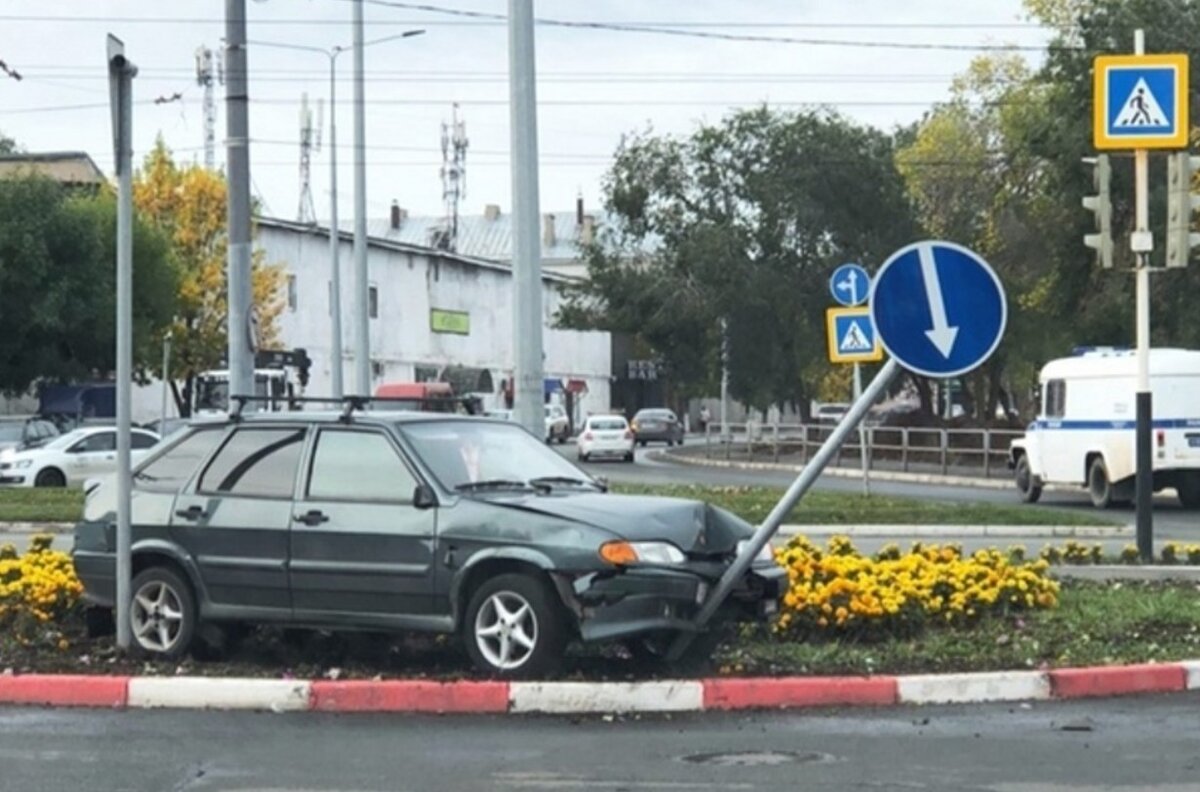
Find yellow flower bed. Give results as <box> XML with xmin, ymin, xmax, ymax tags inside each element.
<box><xmin>773</xmin><ymin>536</ymin><xmax>1059</xmax><ymax>640</ymax></box>
<box><xmin>0</xmin><ymin>535</ymin><xmax>84</xmax><ymax>637</ymax></box>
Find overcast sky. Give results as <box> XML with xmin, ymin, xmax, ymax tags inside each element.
<box><xmin>0</xmin><ymin>1</ymin><xmax>1055</xmax><ymax>222</ymax></box>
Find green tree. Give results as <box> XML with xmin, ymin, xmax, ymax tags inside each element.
<box><xmin>559</xmin><ymin>108</ymin><xmax>916</xmax><ymax>416</ymax></box>
<box><xmin>0</xmin><ymin>175</ymin><xmax>177</xmax><ymax>394</ymax></box>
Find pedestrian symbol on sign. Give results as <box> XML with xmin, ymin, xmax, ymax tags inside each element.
<box><xmin>1115</xmin><ymin>79</ymin><xmax>1167</xmax><ymax>127</ymax></box>
<box><xmin>840</xmin><ymin>320</ymin><xmax>872</xmax><ymax>352</ymax></box>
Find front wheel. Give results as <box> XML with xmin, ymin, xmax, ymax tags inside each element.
<box><xmin>1177</xmin><ymin>472</ymin><xmax>1200</xmax><ymax>509</ymax></box>
<box><xmin>1088</xmin><ymin>456</ymin><xmax>1114</xmax><ymax>509</ymax></box>
<box><xmin>34</xmin><ymin>468</ymin><xmax>65</xmax><ymax>488</ymax></box>
<box><xmin>1015</xmin><ymin>454</ymin><xmax>1042</xmax><ymax>504</ymax></box>
<box><xmin>129</xmin><ymin>566</ymin><xmax>197</xmax><ymax>659</ymax></box>
<box><xmin>463</xmin><ymin>573</ymin><xmax>567</xmax><ymax>677</ymax></box>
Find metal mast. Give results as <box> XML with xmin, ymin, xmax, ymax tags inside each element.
<box><xmin>298</xmin><ymin>92</ymin><xmax>322</xmax><ymax>224</ymax></box>
<box><xmin>440</xmin><ymin>102</ymin><xmax>468</xmax><ymax>250</ymax></box>
<box><xmin>194</xmin><ymin>45</ymin><xmax>221</xmax><ymax>170</ymax></box>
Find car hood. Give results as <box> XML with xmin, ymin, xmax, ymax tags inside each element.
<box><xmin>483</xmin><ymin>492</ymin><xmax>754</xmax><ymax>554</ymax></box>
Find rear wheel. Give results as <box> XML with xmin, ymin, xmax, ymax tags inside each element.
<box><xmin>1015</xmin><ymin>454</ymin><xmax>1042</xmax><ymax>504</ymax></box>
<box><xmin>463</xmin><ymin>573</ymin><xmax>567</xmax><ymax>677</ymax></box>
<box><xmin>1088</xmin><ymin>456</ymin><xmax>1114</xmax><ymax>509</ymax></box>
<box><xmin>1178</xmin><ymin>472</ymin><xmax>1200</xmax><ymax>509</ymax></box>
<box><xmin>624</xmin><ymin>451</ymin><xmax>634</xmax><ymax>462</ymax></box>
<box><xmin>34</xmin><ymin>468</ymin><xmax>65</xmax><ymax>488</ymax></box>
<box><xmin>129</xmin><ymin>566</ymin><xmax>197</xmax><ymax>659</ymax></box>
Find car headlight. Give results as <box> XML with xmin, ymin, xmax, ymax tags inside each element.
<box><xmin>599</xmin><ymin>540</ymin><xmax>686</xmax><ymax>565</ymax></box>
<box><xmin>736</xmin><ymin>538</ymin><xmax>775</xmax><ymax>563</ymax></box>
<box><xmin>14</xmin><ymin>459</ymin><xmax>32</xmax><ymax>469</ymax></box>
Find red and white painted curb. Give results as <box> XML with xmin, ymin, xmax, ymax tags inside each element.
<box><xmin>1</xmin><ymin>661</ymin><xmax>1198</xmax><ymax>714</ymax></box>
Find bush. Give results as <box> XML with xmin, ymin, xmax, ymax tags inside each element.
<box><xmin>0</xmin><ymin>535</ymin><xmax>84</xmax><ymax>645</ymax></box>
<box><xmin>773</xmin><ymin>535</ymin><xmax>1059</xmax><ymax>642</ymax></box>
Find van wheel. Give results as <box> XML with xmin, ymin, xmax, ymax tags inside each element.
<box><xmin>1088</xmin><ymin>456</ymin><xmax>1114</xmax><ymax>509</ymax></box>
<box><xmin>1015</xmin><ymin>455</ymin><xmax>1042</xmax><ymax>504</ymax></box>
<box><xmin>1178</xmin><ymin>473</ymin><xmax>1200</xmax><ymax>509</ymax></box>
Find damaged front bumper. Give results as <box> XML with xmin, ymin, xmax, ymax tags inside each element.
<box><xmin>555</xmin><ymin>561</ymin><xmax>786</xmax><ymax>643</ymax></box>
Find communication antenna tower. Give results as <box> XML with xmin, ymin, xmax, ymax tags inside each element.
<box><xmin>194</xmin><ymin>46</ymin><xmax>223</xmax><ymax>170</ymax></box>
<box><xmin>440</xmin><ymin>103</ymin><xmax>469</xmax><ymax>250</ymax></box>
<box><xmin>298</xmin><ymin>92</ymin><xmax>323</xmax><ymax>224</ymax></box>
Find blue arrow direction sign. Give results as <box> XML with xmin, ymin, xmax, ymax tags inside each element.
<box><xmin>869</xmin><ymin>241</ymin><xmax>1007</xmax><ymax>379</ymax></box>
<box><xmin>830</xmin><ymin>262</ymin><xmax>870</xmax><ymax>307</ymax></box>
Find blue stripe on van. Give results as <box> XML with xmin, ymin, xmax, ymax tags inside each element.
<box><xmin>1034</xmin><ymin>419</ymin><xmax>1200</xmax><ymax>430</ymax></box>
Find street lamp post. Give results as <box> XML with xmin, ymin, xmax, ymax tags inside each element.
<box><xmin>247</xmin><ymin>28</ymin><xmax>423</xmax><ymax>400</ymax></box>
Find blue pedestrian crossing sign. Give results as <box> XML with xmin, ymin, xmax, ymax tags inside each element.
<box><xmin>869</xmin><ymin>241</ymin><xmax>1006</xmax><ymax>379</ymax></box>
<box><xmin>826</xmin><ymin>307</ymin><xmax>882</xmax><ymax>364</ymax></box>
<box><xmin>829</xmin><ymin>262</ymin><xmax>870</xmax><ymax>307</ymax></box>
<box><xmin>1094</xmin><ymin>53</ymin><xmax>1189</xmax><ymax>150</ymax></box>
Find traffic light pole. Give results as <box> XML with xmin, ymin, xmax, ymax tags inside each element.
<box><xmin>1132</xmin><ymin>30</ymin><xmax>1154</xmax><ymax>563</ymax></box>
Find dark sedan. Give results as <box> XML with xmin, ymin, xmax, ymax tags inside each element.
<box><xmin>631</xmin><ymin>408</ymin><xmax>685</xmax><ymax>446</ymax></box>
<box><xmin>72</xmin><ymin>410</ymin><xmax>783</xmax><ymax>676</ymax></box>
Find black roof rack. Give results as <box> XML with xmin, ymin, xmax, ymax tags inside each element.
<box><xmin>228</xmin><ymin>393</ymin><xmax>484</xmax><ymax>421</ymax></box>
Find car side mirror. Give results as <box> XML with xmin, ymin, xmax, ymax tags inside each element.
<box><xmin>413</xmin><ymin>483</ymin><xmax>438</xmax><ymax>509</ymax></box>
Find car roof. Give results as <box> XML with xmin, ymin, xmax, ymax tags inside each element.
<box><xmin>199</xmin><ymin>410</ymin><xmax>503</xmax><ymax>428</ymax></box>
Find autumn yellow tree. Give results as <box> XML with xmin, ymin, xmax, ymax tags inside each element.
<box><xmin>134</xmin><ymin>139</ymin><xmax>285</xmax><ymax>415</ymax></box>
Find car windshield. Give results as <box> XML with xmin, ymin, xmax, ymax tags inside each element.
<box><xmin>398</xmin><ymin>419</ymin><xmax>584</xmax><ymax>491</ymax></box>
<box><xmin>636</xmin><ymin>410</ymin><xmax>673</xmax><ymax>420</ymax></box>
<box><xmin>41</xmin><ymin>429</ymin><xmax>89</xmax><ymax>451</ymax></box>
<box><xmin>0</xmin><ymin>424</ymin><xmax>24</xmax><ymax>442</ymax></box>
<box><xmin>589</xmin><ymin>419</ymin><xmax>627</xmax><ymax>431</ymax></box>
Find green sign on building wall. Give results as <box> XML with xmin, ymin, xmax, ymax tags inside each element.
<box><xmin>430</xmin><ymin>308</ymin><xmax>470</xmax><ymax>335</ymax></box>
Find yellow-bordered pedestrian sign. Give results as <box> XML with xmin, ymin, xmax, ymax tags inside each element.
<box><xmin>826</xmin><ymin>306</ymin><xmax>882</xmax><ymax>364</ymax></box>
<box><xmin>1093</xmin><ymin>53</ymin><xmax>1189</xmax><ymax>150</ymax></box>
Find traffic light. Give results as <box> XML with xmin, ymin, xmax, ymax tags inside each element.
<box><xmin>1082</xmin><ymin>154</ymin><xmax>1114</xmax><ymax>269</ymax></box>
<box><xmin>1165</xmin><ymin>151</ymin><xmax>1200</xmax><ymax>268</ymax></box>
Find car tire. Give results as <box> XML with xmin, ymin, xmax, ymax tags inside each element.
<box><xmin>1015</xmin><ymin>454</ymin><xmax>1042</xmax><ymax>504</ymax></box>
<box><xmin>625</xmin><ymin>628</ymin><xmax>726</xmax><ymax>674</ymax></box>
<box><xmin>1178</xmin><ymin>472</ymin><xmax>1200</xmax><ymax>509</ymax></box>
<box><xmin>463</xmin><ymin>573</ymin><xmax>566</xmax><ymax>677</ymax></box>
<box><xmin>579</xmin><ymin>452</ymin><xmax>590</xmax><ymax>462</ymax></box>
<box><xmin>638</xmin><ymin>440</ymin><xmax>647</xmax><ymax>448</ymax></box>
<box><xmin>624</xmin><ymin>452</ymin><xmax>634</xmax><ymax>462</ymax></box>
<box><xmin>1088</xmin><ymin>456</ymin><xmax>1114</xmax><ymax>509</ymax></box>
<box><xmin>128</xmin><ymin>565</ymin><xmax>197</xmax><ymax>660</ymax></box>
<box><xmin>34</xmin><ymin>468</ymin><xmax>66</xmax><ymax>488</ymax></box>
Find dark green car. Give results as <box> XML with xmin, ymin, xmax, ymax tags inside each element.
<box><xmin>72</xmin><ymin>411</ymin><xmax>784</xmax><ymax>676</ymax></box>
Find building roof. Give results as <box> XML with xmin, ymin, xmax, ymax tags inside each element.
<box><xmin>0</xmin><ymin>152</ymin><xmax>105</xmax><ymax>185</ymax></box>
<box><xmin>334</xmin><ymin>207</ymin><xmax>607</xmax><ymax>263</ymax></box>
<box><xmin>255</xmin><ymin>215</ymin><xmax>582</xmax><ymax>285</ymax></box>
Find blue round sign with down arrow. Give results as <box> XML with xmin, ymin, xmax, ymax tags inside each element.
<box><xmin>869</xmin><ymin>241</ymin><xmax>1007</xmax><ymax>379</ymax></box>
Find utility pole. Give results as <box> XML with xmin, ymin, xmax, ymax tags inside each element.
<box><xmin>106</xmin><ymin>33</ymin><xmax>137</xmax><ymax>652</ymax></box>
<box><xmin>328</xmin><ymin>52</ymin><xmax>344</xmax><ymax>399</ymax></box>
<box><xmin>508</xmin><ymin>0</ymin><xmax>545</xmax><ymax>437</ymax></box>
<box><xmin>352</xmin><ymin>0</ymin><xmax>371</xmax><ymax>396</ymax></box>
<box><xmin>1132</xmin><ymin>30</ymin><xmax>1154</xmax><ymax>562</ymax></box>
<box><xmin>225</xmin><ymin>0</ymin><xmax>253</xmax><ymax>400</ymax></box>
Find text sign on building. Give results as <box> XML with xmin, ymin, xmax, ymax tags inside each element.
<box><xmin>430</xmin><ymin>308</ymin><xmax>470</xmax><ymax>335</ymax></box>
<box><xmin>1093</xmin><ymin>54</ymin><xmax>1189</xmax><ymax>150</ymax></box>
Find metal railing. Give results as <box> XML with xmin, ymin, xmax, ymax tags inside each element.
<box><xmin>700</xmin><ymin>421</ymin><xmax>1023</xmax><ymax>479</ymax></box>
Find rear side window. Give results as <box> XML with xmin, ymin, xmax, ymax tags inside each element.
<box><xmin>131</xmin><ymin>432</ymin><xmax>158</xmax><ymax>449</ymax></box>
<box><xmin>72</xmin><ymin>432</ymin><xmax>116</xmax><ymax>453</ymax></box>
<box><xmin>198</xmin><ymin>427</ymin><xmax>307</xmax><ymax>498</ymax></box>
<box><xmin>135</xmin><ymin>428</ymin><xmax>225</xmax><ymax>493</ymax></box>
<box><xmin>1044</xmin><ymin>380</ymin><xmax>1066</xmax><ymax>419</ymax></box>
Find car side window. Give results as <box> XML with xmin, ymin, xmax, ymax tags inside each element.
<box><xmin>307</xmin><ymin>429</ymin><xmax>418</xmax><ymax>503</ymax></box>
<box><xmin>71</xmin><ymin>432</ymin><xmax>116</xmax><ymax>453</ymax></box>
<box><xmin>135</xmin><ymin>428</ymin><xmax>225</xmax><ymax>493</ymax></box>
<box><xmin>198</xmin><ymin>427</ymin><xmax>306</xmax><ymax>499</ymax></box>
<box><xmin>1044</xmin><ymin>380</ymin><xmax>1066</xmax><ymax>419</ymax></box>
<box><xmin>131</xmin><ymin>432</ymin><xmax>158</xmax><ymax>450</ymax></box>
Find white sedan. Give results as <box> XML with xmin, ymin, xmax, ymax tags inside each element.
<box><xmin>577</xmin><ymin>415</ymin><xmax>634</xmax><ymax>462</ymax></box>
<box><xmin>0</xmin><ymin>426</ymin><xmax>159</xmax><ymax>488</ymax></box>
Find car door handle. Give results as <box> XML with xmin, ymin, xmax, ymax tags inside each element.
<box><xmin>174</xmin><ymin>505</ymin><xmax>206</xmax><ymax>521</ymax></box>
<box><xmin>293</xmin><ymin>509</ymin><xmax>329</xmax><ymax>526</ymax></box>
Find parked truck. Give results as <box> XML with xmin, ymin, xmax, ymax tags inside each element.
<box><xmin>1008</xmin><ymin>347</ymin><xmax>1200</xmax><ymax>509</ymax></box>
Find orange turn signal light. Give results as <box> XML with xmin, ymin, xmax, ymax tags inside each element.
<box><xmin>599</xmin><ymin>541</ymin><xmax>639</xmax><ymax>565</ymax></box>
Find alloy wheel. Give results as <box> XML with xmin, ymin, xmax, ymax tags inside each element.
<box><xmin>130</xmin><ymin>579</ymin><xmax>186</xmax><ymax>654</ymax></box>
<box><xmin>473</xmin><ymin>590</ymin><xmax>538</xmax><ymax>671</ymax></box>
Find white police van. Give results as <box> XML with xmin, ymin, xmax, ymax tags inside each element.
<box><xmin>1009</xmin><ymin>347</ymin><xmax>1200</xmax><ymax>509</ymax></box>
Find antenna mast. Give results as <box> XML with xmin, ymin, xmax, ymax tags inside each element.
<box><xmin>440</xmin><ymin>103</ymin><xmax>468</xmax><ymax>251</ymax></box>
<box><xmin>298</xmin><ymin>92</ymin><xmax>322</xmax><ymax>224</ymax></box>
<box><xmin>194</xmin><ymin>45</ymin><xmax>222</xmax><ymax>170</ymax></box>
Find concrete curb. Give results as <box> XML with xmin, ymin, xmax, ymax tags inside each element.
<box><xmin>2</xmin><ymin>661</ymin><xmax>1197</xmax><ymax>713</ymax></box>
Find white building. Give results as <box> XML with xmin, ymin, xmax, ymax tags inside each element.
<box><xmin>257</xmin><ymin>216</ymin><xmax>611</xmax><ymax>422</ymax></box>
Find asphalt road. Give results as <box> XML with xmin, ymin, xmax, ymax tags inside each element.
<box><xmin>3</xmin><ymin>694</ymin><xmax>1199</xmax><ymax>791</ymax></box>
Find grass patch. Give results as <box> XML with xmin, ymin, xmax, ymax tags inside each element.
<box><xmin>611</xmin><ymin>483</ymin><xmax>1115</xmax><ymax>526</ymax></box>
<box><xmin>719</xmin><ymin>581</ymin><xmax>1200</xmax><ymax>676</ymax></box>
<box><xmin>0</xmin><ymin>488</ymin><xmax>83</xmax><ymax>523</ymax></box>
